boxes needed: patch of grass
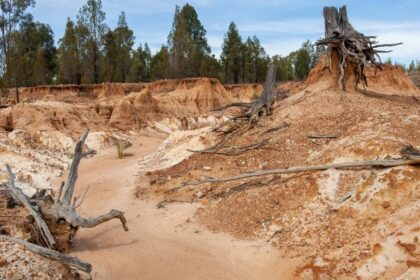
[113,138,133,159]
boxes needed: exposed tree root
[3,128,129,273]
[213,64,279,127]
[5,164,56,249]
[316,6,402,91]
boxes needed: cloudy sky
[30,0,419,64]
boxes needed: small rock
[382,201,391,208]
[203,166,212,171]
[196,191,205,199]
[269,224,282,234]
[271,241,278,247]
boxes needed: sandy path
[58,136,299,279]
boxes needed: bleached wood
[5,164,57,249]
[0,235,91,273]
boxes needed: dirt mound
[141,59,420,279]
[3,101,106,137]
[409,72,420,89]
[109,78,235,130]
[307,51,420,96]
[225,84,263,101]
[277,81,306,96]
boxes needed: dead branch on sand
[188,139,271,156]
[0,235,92,273]
[179,155,420,188]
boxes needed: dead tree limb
[5,164,57,249]
[61,129,89,206]
[182,156,420,187]
[316,6,402,91]
[188,139,271,156]
[260,122,289,135]
[0,235,92,273]
[307,134,338,139]
[42,129,129,234]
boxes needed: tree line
[1,0,373,90]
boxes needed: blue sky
[30,0,420,64]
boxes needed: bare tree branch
[0,235,91,273]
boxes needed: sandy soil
[56,136,299,280]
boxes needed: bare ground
[57,135,300,280]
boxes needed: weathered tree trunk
[316,6,402,91]
[39,129,128,251]
[3,128,129,272]
[214,64,279,126]
[247,64,277,123]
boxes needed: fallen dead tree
[4,128,128,273]
[188,139,271,156]
[0,235,92,273]
[316,6,402,91]
[180,154,420,188]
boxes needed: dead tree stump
[316,6,402,91]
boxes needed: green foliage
[199,54,222,80]
[242,36,269,83]
[0,0,35,90]
[58,18,82,84]
[129,43,152,82]
[2,2,418,88]
[167,4,210,78]
[5,15,56,87]
[221,22,243,84]
[408,60,416,73]
[112,12,134,82]
[77,0,108,83]
[113,138,132,159]
[150,46,169,81]
[272,55,294,82]
[293,43,311,81]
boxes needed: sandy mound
[307,52,420,96]
[141,59,420,279]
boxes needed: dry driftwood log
[316,6,402,91]
[0,235,92,273]
[3,128,129,272]
[181,156,420,187]
[5,164,56,249]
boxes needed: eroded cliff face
[0,78,262,193]
[307,51,420,96]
